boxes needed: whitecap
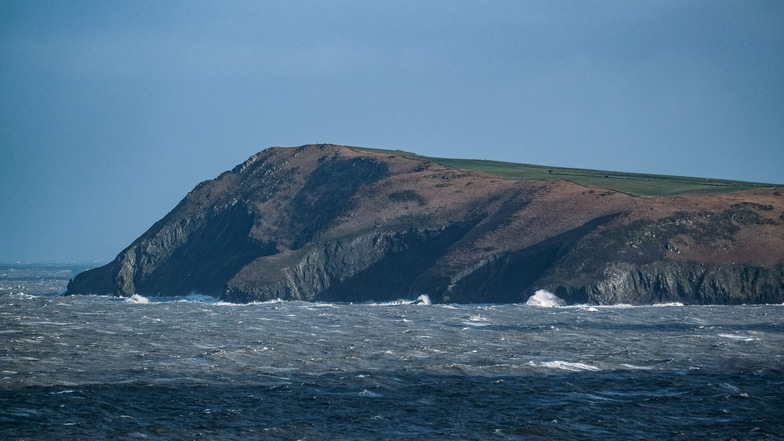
[574,305,600,312]
[358,389,383,398]
[620,363,653,370]
[463,315,489,327]
[183,293,222,303]
[718,333,755,341]
[525,290,565,307]
[368,294,433,306]
[532,360,601,371]
[413,294,431,305]
[125,294,149,304]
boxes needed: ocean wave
[525,290,565,307]
[183,293,223,303]
[620,363,654,370]
[530,360,602,371]
[462,315,490,327]
[125,294,149,304]
[717,333,755,341]
[359,294,432,306]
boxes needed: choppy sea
[1,263,783,440]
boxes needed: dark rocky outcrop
[66,144,784,304]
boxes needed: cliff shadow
[138,202,277,297]
[442,213,621,303]
[319,223,478,302]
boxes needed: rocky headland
[66,144,784,304]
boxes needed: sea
[1,263,783,440]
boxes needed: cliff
[66,144,784,304]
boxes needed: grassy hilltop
[353,147,776,197]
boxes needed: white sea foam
[370,294,432,306]
[183,293,228,304]
[532,360,602,371]
[525,290,565,307]
[248,298,288,306]
[575,303,681,309]
[620,363,654,370]
[24,321,73,326]
[718,333,755,341]
[414,294,431,305]
[126,294,149,304]
[463,315,490,327]
[51,389,76,394]
[358,389,383,398]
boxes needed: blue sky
[1,1,783,263]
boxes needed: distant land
[66,144,784,304]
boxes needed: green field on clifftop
[353,147,776,197]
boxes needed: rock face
[66,144,784,304]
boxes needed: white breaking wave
[718,333,755,341]
[525,290,565,307]
[531,360,602,371]
[370,294,432,306]
[463,315,490,327]
[184,293,227,304]
[413,294,431,305]
[358,389,383,398]
[126,294,149,304]
[620,363,654,370]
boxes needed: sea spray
[525,289,565,307]
[126,293,149,304]
[413,294,432,305]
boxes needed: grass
[352,147,777,197]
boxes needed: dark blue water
[1,264,783,440]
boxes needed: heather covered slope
[66,144,784,304]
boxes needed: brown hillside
[66,144,784,304]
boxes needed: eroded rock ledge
[66,144,784,304]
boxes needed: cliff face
[66,144,784,304]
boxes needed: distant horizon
[0,260,108,265]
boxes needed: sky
[1,1,783,263]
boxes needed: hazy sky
[2,1,783,263]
